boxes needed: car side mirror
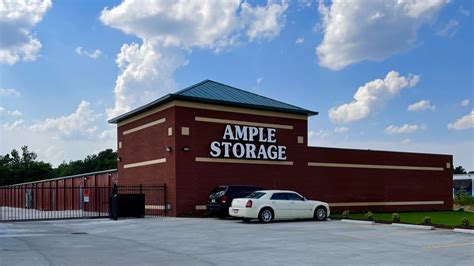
[302,197,306,201]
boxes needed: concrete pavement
[0,217,473,265]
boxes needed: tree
[454,166,467,174]
[54,149,117,177]
[0,146,116,186]
[0,146,54,186]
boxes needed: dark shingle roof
[108,80,317,124]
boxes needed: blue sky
[0,0,473,170]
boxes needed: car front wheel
[314,206,327,221]
[258,208,274,223]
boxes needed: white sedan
[229,190,330,223]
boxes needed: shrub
[454,187,474,206]
[365,211,374,221]
[342,210,350,219]
[392,213,400,223]
[422,216,432,225]
[461,217,470,227]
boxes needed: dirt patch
[453,204,474,212]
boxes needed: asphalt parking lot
[0,217,473,266]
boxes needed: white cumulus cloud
[458,6,470,17]
[316,0,448,70]
[400,138,411,144]
[385,124,425,135]
[334,126,348,133]
[30,101,102,139]
[0,88,20,97]
[105,42,188,119]
[0,0,52,64]
[2,119,24,130]
[8,109,21,116]
[1,122,116,167]
[329,71,420,124]
[0,106,22,117]
[75,47,102,59]
[308,129,331,139]
[100,0,289,119]
[1,102,116,166]
[461,99,470,107]
[1,95,114,166]
[241,0,289,41]
[407,99,435,111]
[436,19,460,38]
[448,110,474,130]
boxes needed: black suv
[207,185,263,218]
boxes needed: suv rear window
[210,186,227,195]
[245,192,266,199]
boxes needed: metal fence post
[163,183,167,217]
[110,183,118,220]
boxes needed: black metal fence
[0,184,166,222]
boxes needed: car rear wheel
[258,208,274,223]
[314,206,327,221]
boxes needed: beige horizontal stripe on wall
[308,162,444,171]
[124,158,166,169]
[195,205,207,210]
[123,118,166,135]
[329,201,444,207]
[145,205,166,210]
[118,100,307,126]
[195,116,293,130]
[195,157,293,166]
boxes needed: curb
[453,228,474,234]
[391,223,434,230]
[340,219,375,225]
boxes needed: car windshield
[245,192,266,199]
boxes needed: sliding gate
[0,184,166,221]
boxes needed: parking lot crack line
[425,242,474,249]
[14,236,53,265]
[85,232,217,266]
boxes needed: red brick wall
[115,103,452,216]
[173,105,309,216]
[172,105,452,216]
[117,107,177,215]
[2,103,452,217]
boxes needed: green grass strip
[331,211,474,227]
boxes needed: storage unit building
[109,80,453,217]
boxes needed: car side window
[235,191,250,198]
[270,193,287,200]
[285,193,304,201]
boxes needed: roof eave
[171,95,318,117]
[108,93,318,124]
[107,94,174,124]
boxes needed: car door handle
[290,202,295,204]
